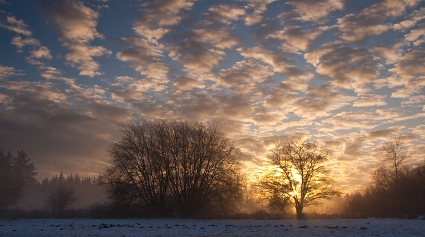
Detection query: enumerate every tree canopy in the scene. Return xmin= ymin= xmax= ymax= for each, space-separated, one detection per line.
xmin=103 ymin=120 xmax=243 ymax=217
xmin=0 ymin=148 xmax=37 ymax=209
xmin=261 ymin=139 xmax=341 ymax=219
xmin=342 ymin=136 xmax=425 ymax=217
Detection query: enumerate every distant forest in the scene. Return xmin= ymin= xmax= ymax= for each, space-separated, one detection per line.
xmin=1 ymin=120 xmax=424 ymax=219
xmin=20 ymin=172 xmax=105 ymax=211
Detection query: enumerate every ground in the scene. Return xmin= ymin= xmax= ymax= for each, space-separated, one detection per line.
xmin=1 ymin=218 xmax=424 ymax=237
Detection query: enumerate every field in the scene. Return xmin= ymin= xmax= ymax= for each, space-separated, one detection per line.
xmin=1 ymin=218 xmax=424 ymax=237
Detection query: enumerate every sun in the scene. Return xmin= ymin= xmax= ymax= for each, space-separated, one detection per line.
xmin=289 ymin=168 xmax=302 ymax=197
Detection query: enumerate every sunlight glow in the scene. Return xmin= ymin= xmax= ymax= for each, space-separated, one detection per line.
xmin=0 ymin=0 xmax=424 ymax=196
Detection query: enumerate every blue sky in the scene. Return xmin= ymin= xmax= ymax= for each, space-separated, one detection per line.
xmin=0 ymin=0 xmax=424 ymax=192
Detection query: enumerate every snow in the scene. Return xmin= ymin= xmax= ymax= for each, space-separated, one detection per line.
xmin=0 ymin=218 xmax=424 ymax=237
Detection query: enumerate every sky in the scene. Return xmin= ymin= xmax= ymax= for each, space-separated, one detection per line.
xmin=0 ymin=0 xmax=424 ymax=192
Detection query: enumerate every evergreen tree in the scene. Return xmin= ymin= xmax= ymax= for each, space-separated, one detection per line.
xmin=0 ymin=148 xmax=37 ymax=209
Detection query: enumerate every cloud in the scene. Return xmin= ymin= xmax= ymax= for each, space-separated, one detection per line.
xmin=370 ymin=45 xmax=403 ymax=65
xmin=167 ymin=92 xmax=221 ymax=121
xmin=353 ymin=94 xmax=387 ymax=107
xmin=286 ymin=0 xmax=344 ymax=23
xmin=269 ymin=25 xmax=328 ymax=52
xmin=393 ymin=7 xmax=425 ymax=31
xmin=368 ymin=127 xmax=401 ymax=138
xmin=131 ymin=98 xmax=173 ymax=119
xmin=375 ymin=109 xmax=401 ymax=122
xmin=0 ymin=65 xmax=23 ymax=80
xmin=294 ymin=84 xmax=356 ymax=119
xmin=117 ymin=0 xmax=197 ymax=89
xmin=0 ymin=15 xmax=32 ymax=35
xmin=166 ymin=23 xmax=240 ymax=79
xmin=0 ymin=107 xmax=113 ymax=178
xmin=0 ymin=92 xmax=10 ymax=107
xmin=1 ymin=0 xmax=424 ymax=191
xmin=109 ymin=76 xmax=145 ymax=103
xmin=110 ymin=75 xmax=168 ymax=105
xmin=305 ymin=41 xmax=383 ymax=91
xmin=117 ymin=38 xmax=168 ymax=77
xmin=238 ymin=46 xmax=303 ymax=77
xmin=244 ymin=14 xmax=264 ymax=26
xmin=192 ymin=28 xmax=240 ymax=49
xmin=116 ymin=38 xmax=167 ymax=82
xmin=234 ymin=137 xmax=267 ymax=166
xmin=252 ymin=107 xmax=281 ymax=125
xmin=64 ymin=45 xmax=111 ymax=77
xmin=7 ymin=28 xmax=54 ymax=75
xmin=404 ymin=27 xmax=425 ymax=46
xmin=215 ymin=119 xmax=253 ymax=137
xmin=344 ymin=137 xmax=365 ymax=156
xmin=320 ymin=111 xmax=379 ymax=132
xmin=204 ymin=4 xmax=245 ymax=24
xmin=0 ymin=68 xmax=132 ymax=177
xmin=41 ymin=0 xmax=111 ymax=77
xmin=140 ymin=0 xmax=195 ymax=26
xmin=116 ymin=43 xmax=169 ymax=88
xmin=412 ymin=125 xmax=425 ymax=139
xmin=30 ymin=46 xmax=52 ymax=59
xmin=264 ymin=83 xmax=299 ymax=108
xmin=0 ymin=80 xmax=67 ymax=104
xmin=39 ymin=66 xmax=62 ymax=80
xmin=10 ymin=36 xmax=40 ymax=49
xmin=243 ymin=0 xmax=276 ymax=25
xmin=217 ymin=94 xmax=255 ymax=120
xmin=86 ymin=101 xmax=131 ymax=125
xmin=218 ymin=59 xmax=273 ymax=95
xmin=337 ymin=0 xmax=421 ymax=42
xmin=173 ymin=76 xmax=205 ymax=90
xmin=389 ymin=46 xmax=425 ymax=98
xmin=392 ymin=112 xmax=425 ymax=123
xmin=5 ymin=21 xmax=53 ymax=69
xmin=162 ymin=3 xmax=246 ymax=80
xmin=133 ymin=0 xmax=195 ymax=42
xmin=46 ymin=1 xmax=101 ymax=43
xmin=401 ymin=95 xmax=425 ymax=109
xmin=168 ymin=41 xmax=225 ymax=74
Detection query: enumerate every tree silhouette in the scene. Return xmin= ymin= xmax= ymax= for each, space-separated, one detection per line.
xmin=382 ymin=136 xmax=409 ymax=182
xmin=261 ymin=139 xmax=341 ymax=219
xmin=45 ymin=184 xmax=78 ymax=213
xmin=0 ymin=148 xmax=37 ymax=209
xmin=342 ymin=136 xmax=425 ymax=217
xmin=103 ymin=120 xmax=243 ymax=217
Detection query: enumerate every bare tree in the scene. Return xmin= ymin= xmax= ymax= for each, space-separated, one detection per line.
xmin=104 ymin=121 xmax=172 ymax=216
xmin=341 ymin=137 xmax=424 ymax=217
xmin=46 ymin=184 xmax=78 ymax=213
xmin=104 ymin=120 xmax=243 ymax=217
xmin=261 ymin=138 xmax=341 ymax=219
xmin=381 ymin=136 xmax=409 ymax=182
xmin=372 ymin=135 xmax=410 ymax=214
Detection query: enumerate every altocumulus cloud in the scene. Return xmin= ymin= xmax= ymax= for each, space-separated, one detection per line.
xmin=0 ymin=0 xmax=424 ymax=192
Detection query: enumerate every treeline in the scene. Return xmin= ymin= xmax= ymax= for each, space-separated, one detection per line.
xmin=1 ymin=172 xmax=106 ymax=218
xmin=1 ymin=148 xmax=105 ymax=218
xmin=341 ymin=137 xmax=425 ymax=218
xmin=342 ymin=162 xmax=425 ymax=218
xmin=20 ymin=172 xmax=106 ymax=211
xmin=2 ymin=120 xmax=424 ymax=219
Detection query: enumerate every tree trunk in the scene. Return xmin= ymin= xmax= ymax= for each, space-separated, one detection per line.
xmin=295 ymin=204 xmax=304 ymax=219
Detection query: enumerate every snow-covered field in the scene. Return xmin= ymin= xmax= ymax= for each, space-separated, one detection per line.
xmin=0 ymin=218 xmax=424 ymax=237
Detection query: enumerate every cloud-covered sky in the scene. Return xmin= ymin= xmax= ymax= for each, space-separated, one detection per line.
xmin=1 ymin=0 xmax=424 ymax=192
